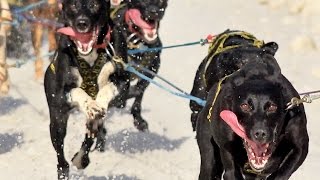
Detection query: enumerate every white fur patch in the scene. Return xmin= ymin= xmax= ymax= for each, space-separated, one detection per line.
xmin=70 ymin=67 xmax=83 ymax=87
xmin=96 ymin=61 xmax=118 ymax=110
xmin=78 ymin=49 xmax=98 ymax=67
xmin=68 ymin=54 xmax=117 ymax=117
xmin=97 ymin=61 xmax=115 ymax=88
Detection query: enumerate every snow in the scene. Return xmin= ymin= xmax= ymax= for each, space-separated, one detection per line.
xmin=0 ymin=0 xmax=320 ymax=179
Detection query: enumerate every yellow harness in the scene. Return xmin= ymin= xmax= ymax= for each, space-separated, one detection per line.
xmin=205 ymin=31 xmax=264 ymax=121
xmin=110 ymin=3 xmax=126 ymax=20
xmin=50 ymin=51 xmax=107 ymax=99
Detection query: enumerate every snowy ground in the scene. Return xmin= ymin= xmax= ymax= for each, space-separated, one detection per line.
xmin=0 ymin=0 xmax=320 ymax=179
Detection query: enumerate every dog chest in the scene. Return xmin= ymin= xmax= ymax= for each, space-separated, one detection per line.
xmin=75 ymin=51 xmax=109 ymax=99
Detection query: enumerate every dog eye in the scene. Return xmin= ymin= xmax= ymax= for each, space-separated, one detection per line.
xmin=267 ymin=103 xmax=278 ymax=113
xmin=240 ymin=103 xmax=252 ymax=112
xmin=70 ymin=3 xmax=77 ymax=12
xmin=88 ymin=0 xmax=100 ymax=12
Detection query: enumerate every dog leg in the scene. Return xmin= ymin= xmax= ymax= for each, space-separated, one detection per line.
xmin=219 ymin=150 xmax=244 ymax=180
xmin=46 ymin=3 xmax=57 ymax=53
xmin=0 ymin=37 xmax=9 ymax=95
xmin=31 ymin=23 xmax=44 ymax=80
xmin=72 ymin=134 xmax=94 ymax=169
xmin=49 ymin=107 xmax=70 ymax=180
xmin=197 ymin=111 xmax=222 ymax=180
xmin=129 ymin=79 xmax=152 ymax=132
xmin=0 ymin=16 xmax=10 ymax=95
xmin=267 ymin=129 xmax=309 ymax=180
xmin=95 ymin=124 xmax=107 ymax=152
xmin=48 ymin=26 xmax=57 ymax=53
xmin=129 ymin=56 xmax=160 ymax=132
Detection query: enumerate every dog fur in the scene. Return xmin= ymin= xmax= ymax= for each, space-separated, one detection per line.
xmin=0 ymin=0 xmax=12 ymax=95
xmin=44 ymin=0 xmax=128 ymax=179
xmin=110 ymin=0 xmax=168 ymax=131
xmin=190 ymin=30 xmax=309 ymax=179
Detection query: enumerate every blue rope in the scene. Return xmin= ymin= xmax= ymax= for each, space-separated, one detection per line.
xmin=128 ymin=61 xmax=186 ymax=93
xmin=125 ymin=65 xmax=206 ymax=106
xmin=127 ymin=39 xmax=208 ymax=55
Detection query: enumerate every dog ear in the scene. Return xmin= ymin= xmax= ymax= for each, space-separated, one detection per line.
xmin=262 ymin=42 xmax=278 ymax=56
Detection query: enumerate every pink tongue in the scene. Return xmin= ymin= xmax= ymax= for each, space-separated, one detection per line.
xmin=57 ymin=27 xmax=93 ymax=44
xmin=127 ymin=9 xmax=155 ymax=30
xmin=220 ymin=110 xmax=267 ymax=156
xmin=220 ymin=110 xmax=247 ymax=139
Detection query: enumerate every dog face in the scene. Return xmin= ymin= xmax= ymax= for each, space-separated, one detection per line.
xmin=230 ymin=79 xmax=285 ymax=172
xmin=127 ymin=0 xmax=168 ymax=43
xmin=60 ymin=0 xmax=109 ymax=54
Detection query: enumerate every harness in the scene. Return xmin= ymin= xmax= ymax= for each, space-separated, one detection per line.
xmin=203 ymin=30 xmax=264 ymax=87
xmin=77 ymin=52 xmax=107 ymax=99
xmin=205 ymin=30 xmax=265 ymax=121
xmin=50 ymin=50 xmax=108 ymax=99
xmin=50 ymin=25 xmax=114 ymax=99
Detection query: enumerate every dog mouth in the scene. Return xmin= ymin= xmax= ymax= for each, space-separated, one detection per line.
xmin=220 ymin=110 xmax=273 ymax=172
xmin=140 ymin=18 xmax=158 ymax=43
xmin=126 ymin=9 xmax=159 ymax=43
xmin=57 ymin=27 xmax=99 ymax=55
xmin=244 ymin=140 xmax=272 ymax=172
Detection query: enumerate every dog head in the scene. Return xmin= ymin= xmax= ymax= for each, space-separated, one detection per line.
xmin=221 ymin=61 xmax=286 ymax=172
xmin=58 ymin=0 xmax=110 ymax=55
xmin=126 ymin=0 xmax=168 ymax=43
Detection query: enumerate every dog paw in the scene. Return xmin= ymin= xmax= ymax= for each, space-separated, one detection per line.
xmin=134 ymin=119 xmax=149 ymax=132
xmin=57 ymin=164 xmax=70 ymax=180
xmin=84 ymin=100 xmax=106 ymax=120
xmin=71 ymin=150 xmax=90 ymax=170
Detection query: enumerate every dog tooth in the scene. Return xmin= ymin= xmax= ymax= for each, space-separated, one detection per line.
xmin=262 ymin=160 xmax=267 ymax=164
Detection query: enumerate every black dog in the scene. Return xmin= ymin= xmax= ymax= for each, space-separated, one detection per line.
xmin=44 ymin=0 xmax=128 ymax=179
xmin=110 ymin=0 xmax=168 ymax=131
xmin=190 ymin=30 xmax=309 ymax=179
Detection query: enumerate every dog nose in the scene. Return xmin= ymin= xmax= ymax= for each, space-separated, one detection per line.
xmin=253 ymin=129 xmax=268 ymax=142
xmin=146 ymin=5 xmax=160 ymax=19
xmin=75 ymin=18 xmax=91 ymax=32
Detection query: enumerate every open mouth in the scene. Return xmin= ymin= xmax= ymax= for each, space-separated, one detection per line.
xmin=57 ymin=27 xmax=99 ymax=55
xmin=139 ymin=18 xmax=158 ymax=43
xmin=244 ymin=140 xmax=272 ymax=172
xmin=220 ymin=110 xmax=273 ymax=172
xmin=126 ymin=9 xmax=159 ymax=43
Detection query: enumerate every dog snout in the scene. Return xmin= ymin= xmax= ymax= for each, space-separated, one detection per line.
xmin=75 ymin=17 xmax=91 ymax=33
xmin=145 ymin=5 xmax=161 ymax=20
xmin=252 ymin=128 xmax=269 ymax=143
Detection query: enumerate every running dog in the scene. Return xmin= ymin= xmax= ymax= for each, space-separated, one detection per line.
xmin=44 ymin=0 xmax=128 ymax=179
xmin=110 ymin=0 xmax=168 ymax=131
xmin=190 ymin=30 xmax=309 ymax=179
